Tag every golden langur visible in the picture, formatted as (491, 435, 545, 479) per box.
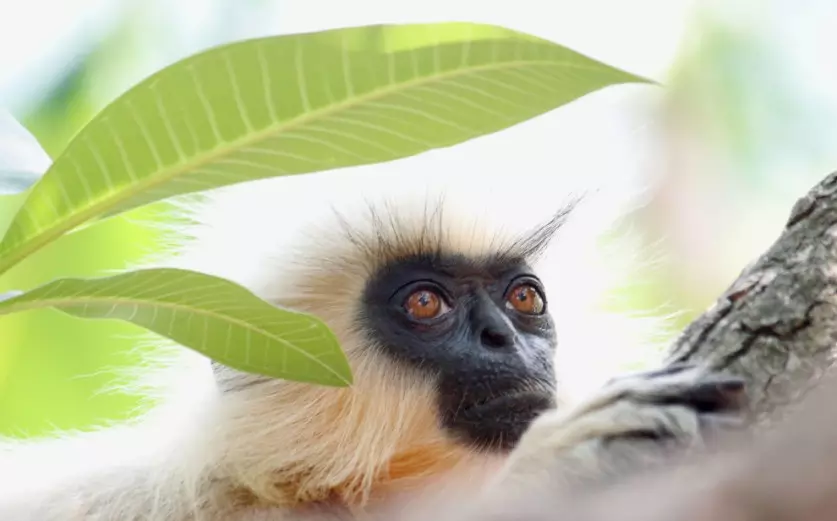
(0, 167, 745, 520)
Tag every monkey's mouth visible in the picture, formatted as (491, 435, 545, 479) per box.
(464, 390, 554, 415)
(443, 390, 556, 452)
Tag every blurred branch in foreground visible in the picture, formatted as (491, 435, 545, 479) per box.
(551, 368, 837, 521)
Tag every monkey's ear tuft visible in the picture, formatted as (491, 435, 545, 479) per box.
(498, 195, 584, 263)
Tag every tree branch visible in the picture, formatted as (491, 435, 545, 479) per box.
(665, 171, 837, 421)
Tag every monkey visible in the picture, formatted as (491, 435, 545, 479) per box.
(0, 167, 747, 521)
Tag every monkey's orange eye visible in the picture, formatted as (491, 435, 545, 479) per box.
(506, 283, 545, 315)
(404, 289, 449, 320)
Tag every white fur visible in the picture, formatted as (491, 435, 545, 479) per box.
(0, 158, 670, 520)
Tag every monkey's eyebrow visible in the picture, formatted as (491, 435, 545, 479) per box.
(419, 255, 521, 283)
(384, 255, 463, 279)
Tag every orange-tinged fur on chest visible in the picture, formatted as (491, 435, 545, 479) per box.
(328, 428, 479, 507)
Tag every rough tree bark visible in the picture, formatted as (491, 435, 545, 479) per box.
(665, 170, 837, 422)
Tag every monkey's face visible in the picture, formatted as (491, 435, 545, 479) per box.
(361, 253, 558, 453)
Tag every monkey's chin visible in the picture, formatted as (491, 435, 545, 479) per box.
(445, 392, 556, 453)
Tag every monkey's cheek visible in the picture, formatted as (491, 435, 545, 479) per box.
(445, 392, 556, 452)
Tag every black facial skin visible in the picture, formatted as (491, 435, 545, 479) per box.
(360, 253, 558, 453)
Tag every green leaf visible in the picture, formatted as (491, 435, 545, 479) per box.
(0, 110, 52, 195)
(0, 22, 651, 275)
(0, 268, 352, 386)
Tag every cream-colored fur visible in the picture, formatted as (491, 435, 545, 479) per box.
(0, 165, 668, 520)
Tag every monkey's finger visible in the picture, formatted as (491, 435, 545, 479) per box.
(634, 375, 747, 414)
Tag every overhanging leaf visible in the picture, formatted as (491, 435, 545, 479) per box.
(0, 22, 652, 275)
(0, 110, 51, 195)
(0, 268, 352, 386)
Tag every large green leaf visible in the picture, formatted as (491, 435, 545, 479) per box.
(0, 110, 52, 195)
(0, 22, 651, 275)
(0, 268, 351, 386)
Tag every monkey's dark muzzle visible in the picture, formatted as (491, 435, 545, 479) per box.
(443, 389, 556, 452)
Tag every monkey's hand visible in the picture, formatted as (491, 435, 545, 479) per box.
(482, 364, 748, 514)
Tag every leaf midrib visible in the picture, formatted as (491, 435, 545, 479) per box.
(0, 56, 610, 274)
(0, 293, 347, 383)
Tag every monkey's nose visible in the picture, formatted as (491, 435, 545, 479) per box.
(480, 327, 515, 349)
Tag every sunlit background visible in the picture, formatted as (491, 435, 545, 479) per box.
(2, 0, 837, 437)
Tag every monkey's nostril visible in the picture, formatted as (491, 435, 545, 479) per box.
(480, 328, 514, 349)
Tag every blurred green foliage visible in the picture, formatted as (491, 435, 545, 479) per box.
(0, 196, 169, 435)
(0, 0, 285, 437)
(0, 19, 164, 436)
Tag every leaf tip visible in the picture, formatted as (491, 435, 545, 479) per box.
(327, 344, 355, 388)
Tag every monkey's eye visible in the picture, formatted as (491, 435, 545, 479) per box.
(403, 289, 451, 320)
(505, 283, 546, 315)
